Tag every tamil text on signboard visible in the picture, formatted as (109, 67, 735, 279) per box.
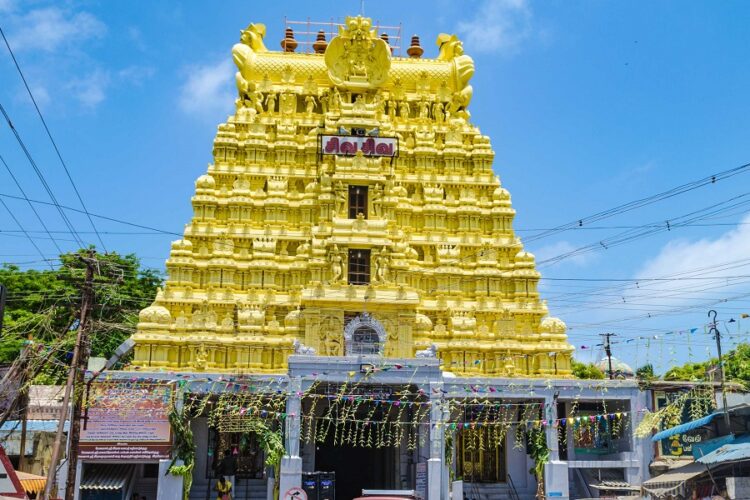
(320, 135, 398, 157)
(80, 382, 172, 460)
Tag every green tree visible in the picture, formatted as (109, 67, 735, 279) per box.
(571, 359, 605, 379)
(0, 250, 162, 381)
(664, 361, 709, 382)
(723, 343, 750, 384)
(662, 343, 750, 386)
(636, 363, 656, 381)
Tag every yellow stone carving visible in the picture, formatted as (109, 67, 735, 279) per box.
(130, 15, 574, 377)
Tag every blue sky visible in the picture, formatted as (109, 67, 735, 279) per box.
(1, 0, 749, 373)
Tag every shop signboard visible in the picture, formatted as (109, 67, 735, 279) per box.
(80, 382, 172, 460)
(655, 391, 712, 457)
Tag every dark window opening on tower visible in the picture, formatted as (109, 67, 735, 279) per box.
(349, 185, 368, 219)
(348, 249, 370, 285)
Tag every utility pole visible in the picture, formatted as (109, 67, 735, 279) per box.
(0, 283, 6, 335)
(708, 310, 732, 432)
(600, 333, 616, 380)
(65, 251, 97, 500)
(42, 251, 97, 500)
(17, 335, 32, 472)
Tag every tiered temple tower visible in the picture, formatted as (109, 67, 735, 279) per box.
(131, 16, 574, 376)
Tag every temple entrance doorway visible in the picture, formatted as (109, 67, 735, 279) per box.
(315, 429, 397, 500)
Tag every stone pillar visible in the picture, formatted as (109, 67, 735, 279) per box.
(157, 459, 184, 500)
(428, 381, 446, 500)
(545, 395, 559, 462)
(72, 460, 82, 500)
(544, 394, 569, 500)
(279, 377, 302, 497)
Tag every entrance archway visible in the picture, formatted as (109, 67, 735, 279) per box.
(343, 313, 386, 356)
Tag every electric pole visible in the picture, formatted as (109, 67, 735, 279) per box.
(600, 333, 616, 380)
(708, 310, 732, 431)
(0, 283, 6, 335)
(42, 251, 97, 500)
(65, 251, 97, 500)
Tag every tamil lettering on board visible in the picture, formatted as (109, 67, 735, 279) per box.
(320, 135, 398, 157)
(80, 382, 172, 460)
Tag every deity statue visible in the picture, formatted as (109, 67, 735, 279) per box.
(371, 183, 384, 217)
(374, 246, 390, 283)
(320, 319, 342, 355)
(398, 100, 410, 119)
(329, 244, 344, 283)
(319, 90, 329, 114)
(387, 98, 397, 120)
(324, 16, 391, 89)
(418, 97, 430, 119)
(249, 88, 264, 114)
(265, 92, 277, 113)
(195, 344, 208, 371)
(329, 87, 342, 113)
(334, 181, 347, 215)
(373, 93, 385, 116)
(280, 92, 296, 115)
(433, 100, 445, 123)
(352, 94, 366, 113)
(305, 95, 317, 115)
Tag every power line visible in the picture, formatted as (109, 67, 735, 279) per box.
(0, 192, 183, 236)
(537, 193, 750, 267)
(523, 161, 750, 243)
(0, 197, 51, 269)
(515, 222, 750, 231)
(0, 153, 64, 253)
(0, 102, 85, 248)
(0, 26, 107, 252)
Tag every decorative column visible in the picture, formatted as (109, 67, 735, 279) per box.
(543, 392, 569, 500)
(279, 376, 302, 496)
(428, 381, 446, 500)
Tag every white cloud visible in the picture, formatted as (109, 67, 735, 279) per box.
(118, 65, 156, 87)
(8, 6, 106, 52)
(127, 26, 147, 51)
(456, 0, 532, 54)
(532, 240, 595, 268)
(0, 0, 15, 14)
(628, 214, 750, 305)
(66, 70, 110, 108)
(178, 58, 235, 117)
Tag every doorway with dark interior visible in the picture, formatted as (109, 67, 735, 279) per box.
(315, 428, 396, 500)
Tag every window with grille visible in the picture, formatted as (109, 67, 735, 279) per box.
(348, 185, 368, 219)
(350, 326, 380, 355)
(348, 249, 370, 285)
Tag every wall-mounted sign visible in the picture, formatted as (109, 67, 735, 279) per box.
(80, 382, 172, 460)
(655, 392, 711, 457)
(320, 135, 398, 157)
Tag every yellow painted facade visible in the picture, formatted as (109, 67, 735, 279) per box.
(131, 16, 574, 376)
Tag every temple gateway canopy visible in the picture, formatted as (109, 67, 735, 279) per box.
(131, 16, 574, 377)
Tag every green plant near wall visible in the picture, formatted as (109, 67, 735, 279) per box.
(635, 387, 714, 439)
(444, 432, 456, 482)
(527, 428, 549, 500)
(168, 404, 196, 500)
(243, 419, 285, 500)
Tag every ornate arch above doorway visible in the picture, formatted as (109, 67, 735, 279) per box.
(343, 313, 386, 356)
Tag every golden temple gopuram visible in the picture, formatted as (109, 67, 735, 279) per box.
(131, 16, 574, 376)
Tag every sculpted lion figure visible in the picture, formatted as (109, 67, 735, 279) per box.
(232, 23, 268, 100)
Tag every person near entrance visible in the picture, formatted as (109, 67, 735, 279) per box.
(219, 449, 237, 490)
(215, 476, 232, 500)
